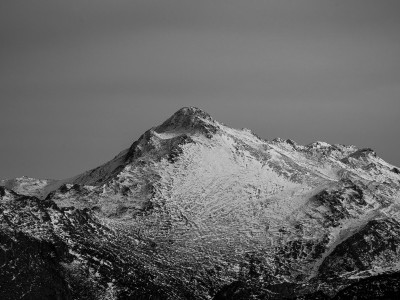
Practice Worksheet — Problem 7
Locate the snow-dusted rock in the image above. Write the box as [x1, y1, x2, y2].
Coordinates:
[1, 107, 400, 299]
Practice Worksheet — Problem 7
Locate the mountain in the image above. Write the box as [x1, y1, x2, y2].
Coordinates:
[0, 176, 58, 199]
[1, 107, 400, 299]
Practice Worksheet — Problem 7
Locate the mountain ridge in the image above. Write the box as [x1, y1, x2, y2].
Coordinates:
[1, 107, 400, 299]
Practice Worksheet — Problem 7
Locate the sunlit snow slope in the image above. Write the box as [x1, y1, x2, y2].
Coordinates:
[2, 107, 400, 299]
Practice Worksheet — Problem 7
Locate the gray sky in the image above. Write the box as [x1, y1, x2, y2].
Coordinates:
[1, 0, 399, 179]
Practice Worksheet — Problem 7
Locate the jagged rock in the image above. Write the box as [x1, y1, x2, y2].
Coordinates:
[392, 167, 400, 174]
[155, 106, 219, 138]
[1, 107, 400, 299]
[319, 218, 400, 279]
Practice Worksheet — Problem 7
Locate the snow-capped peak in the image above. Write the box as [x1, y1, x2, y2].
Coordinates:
[2, 107, 400, 299]
[154, 106, 219, 138]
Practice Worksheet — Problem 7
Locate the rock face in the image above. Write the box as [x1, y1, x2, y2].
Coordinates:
[1, 107, 400, 299]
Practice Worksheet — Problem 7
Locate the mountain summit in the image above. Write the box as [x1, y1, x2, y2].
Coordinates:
[69, 107, 218, 186]
[1, 107, 400, 299]
[154, 106, 219, 137]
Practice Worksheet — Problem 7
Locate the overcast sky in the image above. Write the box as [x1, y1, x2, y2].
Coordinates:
[1, 0, 399, 179]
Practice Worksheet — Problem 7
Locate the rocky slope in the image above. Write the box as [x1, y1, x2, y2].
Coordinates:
[0, 177, 58, 199]
[1, 107, 400, 299]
